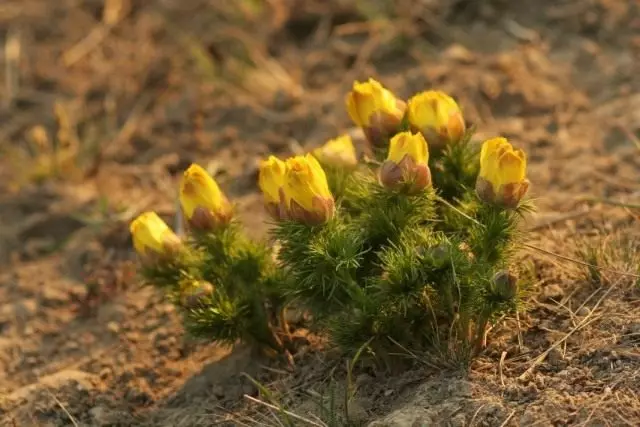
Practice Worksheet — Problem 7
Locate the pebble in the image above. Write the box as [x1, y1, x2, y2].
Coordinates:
[40, 287, 70, 306]
[89, 405, 110, 424]
[541, 284, 564, 301]
[99, 367, 112, 380]
[577, 307, 590, 316]
[212, 384, 225, 399]
[107, 321, 121, 334]
[443, 44, 475, 63]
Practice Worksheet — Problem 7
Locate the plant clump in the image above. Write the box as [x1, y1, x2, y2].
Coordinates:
[129, 78, 534, 365]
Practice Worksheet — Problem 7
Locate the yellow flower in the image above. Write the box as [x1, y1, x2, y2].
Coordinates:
[407, 91, 465, 150]
[345, 78, 406, 151]
[476, 137, 529, 208]
[179, 164, 232, 231]
[379, 131, 432, 193]
[258, 156, 287, 220]
[312, 134, 358, 168]
[283, 154, 335, 225]
[129, 211, 181, 264]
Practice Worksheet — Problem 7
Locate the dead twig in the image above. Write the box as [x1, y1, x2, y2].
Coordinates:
[499, 410, 517, 427]
[62, 0, 131, 67]
[45, 390, 79, 427]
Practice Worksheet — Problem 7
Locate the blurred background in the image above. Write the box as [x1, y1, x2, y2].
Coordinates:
[1, 1, 638, 426]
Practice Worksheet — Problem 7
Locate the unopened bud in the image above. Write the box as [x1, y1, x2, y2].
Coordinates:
[379, 131, 432, 194]
[181, 281, 215, 309]
[429, 243, 450, 269]
[179, 164, 233, 232]
[493, 270, 518, 300]
[346, 78, 406, 154]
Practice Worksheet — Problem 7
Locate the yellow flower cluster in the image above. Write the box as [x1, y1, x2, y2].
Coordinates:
[345, 78, 465, 152]
[345, 78, 529, 206]
[130, 163, 235, 261]
[130, 78, 531, 265]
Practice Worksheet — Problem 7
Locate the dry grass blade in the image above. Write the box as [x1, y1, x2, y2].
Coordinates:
[243, 395, 327, 427]
[499, 351, 507, 387]
[45, 390, 79, 427]
[526, 207, 591, 231]
[576, 196, 640, 210]
[4, 24, 20, 108]
[522, 243, 640, 279]
[499, 410, 516, 427]
[518, 280, 619, 380]
[62, 0, 131, 66]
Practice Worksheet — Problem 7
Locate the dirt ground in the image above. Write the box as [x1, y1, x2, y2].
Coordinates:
[1, 0, 639, 426]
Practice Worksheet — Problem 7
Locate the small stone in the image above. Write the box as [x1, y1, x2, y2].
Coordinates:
[355, 374, 372, 388]
[107, 321, 120, 334]
[541, 284, 564, 301]
[99, 367, 112, 380]
[384, 389, 394, 397]
[347, 398, 369, 423]
[450, 413, 467, 427]
[41, 287, 70, 307]
[161, 304, 175, 314]
[65, 341, 80, 351]
[443, 44, 475, 63]
[547, 348, 563, 365]
[212, 384, 225, 399]
[284, 307, 305, 325]
[89, 405, 110, 424]
[6, 299, 39, 321]
[242, 382, 255, 396]
[577, 307, 590, 316]
[125, 332, 141, 342]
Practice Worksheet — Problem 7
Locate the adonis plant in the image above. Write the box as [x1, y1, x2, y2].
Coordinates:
[129, 78, 533, 365]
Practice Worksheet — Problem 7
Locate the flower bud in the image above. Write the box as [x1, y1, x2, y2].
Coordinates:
[475, 137, 530, 209]
[179, 164, 233, 231]
[283, 154, 335, 225]
[258, 155, 288, 220]
[429, 243, 450, 269]
[312, 134, 358, 168]
[346, 78, 406, 152]
[129, 212, 181, 265]
[492, 270, 518, 300]
[180, 280, 215, 309]
[407, 91, 465, 151]
[379, 131, 432, 194]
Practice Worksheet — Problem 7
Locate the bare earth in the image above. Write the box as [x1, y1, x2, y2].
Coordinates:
[1, 1, 639, 426]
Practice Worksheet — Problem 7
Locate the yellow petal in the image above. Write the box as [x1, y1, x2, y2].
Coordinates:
[284, 154, 332, 212]
[408, 91, 462, 131]
[346, 78, 402, 127]
[387, 131, 429, 165]
[179, 164, 226, 219]
[313, 134, 357, 167]
[258, 155, 286, 203]
[497, 149, 526, 185]
[479, 137, 510, 183]
[129, 211, 177, 256]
